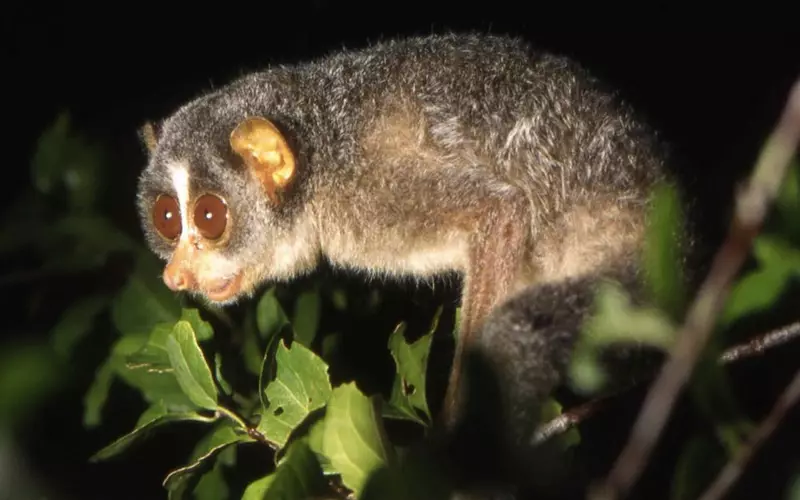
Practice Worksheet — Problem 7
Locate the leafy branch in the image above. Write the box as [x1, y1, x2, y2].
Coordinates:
[534, 320, 800, 445]
[595, 75, 800, 500]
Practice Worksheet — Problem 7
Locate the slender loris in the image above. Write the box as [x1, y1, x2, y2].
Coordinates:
[136, 32, 676, 452]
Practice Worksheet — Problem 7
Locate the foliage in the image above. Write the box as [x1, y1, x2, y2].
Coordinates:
[3, 107, 800, 500]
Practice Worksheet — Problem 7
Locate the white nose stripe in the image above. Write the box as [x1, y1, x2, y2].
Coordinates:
[167, 160, 193, 243]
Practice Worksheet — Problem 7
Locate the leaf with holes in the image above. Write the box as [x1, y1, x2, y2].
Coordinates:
[256, 339, 332, 449]
[322, 382, 394, 497]
[386, 317, 435, 425]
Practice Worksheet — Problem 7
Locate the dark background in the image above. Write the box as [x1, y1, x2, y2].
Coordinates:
[3, 6, 800, 500]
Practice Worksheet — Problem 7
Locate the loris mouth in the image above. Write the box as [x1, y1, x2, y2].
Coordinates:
[202, 273, 244, 302]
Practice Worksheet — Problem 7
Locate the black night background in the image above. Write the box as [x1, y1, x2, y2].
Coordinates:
[3, 6, 800, 500]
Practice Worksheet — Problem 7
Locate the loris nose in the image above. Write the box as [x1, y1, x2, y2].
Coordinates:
[163, 265, 195, 291]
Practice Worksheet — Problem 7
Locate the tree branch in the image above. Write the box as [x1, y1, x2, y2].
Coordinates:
[698, 365, 800, 500]
[532, 320, 800, 445]
[591, 76, 800, 500]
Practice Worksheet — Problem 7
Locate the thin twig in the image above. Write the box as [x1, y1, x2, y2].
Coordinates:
[532, 320, 800, 444]
[592, 77, 800, 500]
[533, 392, 616, 444]
[698, 366, 800, 500]
[719, 320, 800, 363]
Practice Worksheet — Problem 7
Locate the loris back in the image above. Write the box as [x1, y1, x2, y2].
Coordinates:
[137, 33, 678, 493]
[140, 33, 666, 289]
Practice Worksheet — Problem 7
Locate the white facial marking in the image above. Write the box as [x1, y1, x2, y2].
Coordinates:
[168, 161, 193, 242]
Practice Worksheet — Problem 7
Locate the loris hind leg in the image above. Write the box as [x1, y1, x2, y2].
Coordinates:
[441, 191, 529, 430]
[446, 267, 646, 493]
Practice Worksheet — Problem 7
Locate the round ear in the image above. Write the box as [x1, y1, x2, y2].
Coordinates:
[230, 116, 297, 204]
[138, 120, 162, 157]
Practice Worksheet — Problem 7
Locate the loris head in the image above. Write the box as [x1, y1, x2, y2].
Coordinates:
[136, 96, 319, 305]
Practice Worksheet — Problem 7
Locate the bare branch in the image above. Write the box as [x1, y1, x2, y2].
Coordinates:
[719, 320, 800, 363]
[591, 76, 800, 500]
[532, 320, 800, 445]
[533, 393, 615, 444]
[698, 366, 800, 500]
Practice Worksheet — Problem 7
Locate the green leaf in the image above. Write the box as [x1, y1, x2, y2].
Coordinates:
[43, 214, 136, 273]
[241, 308, 266, 377]
[111, 251, 182, 337]
[83, 357, 116, 428]
[163, 423, 253, 499]
[256, 287, 289, 340]
[30, 111, 106, 212]
[587, 282, 676, 348]
[322, 382, 394, 496]
[689, 348, 754, 455]
[753, 234, 800, 271]
[773, 159, 800, 244]
[331, 288, 348, 310]
[719, 266, 789, 328]
[321, 332, 343, 365]
[50, 295, 110, 359]
[243, 440, 326, 500]
[117, 325, 196, 411]
[788, 473, 800, 500]
[306, 417, 337, 475]
[193, 460, 229, 500]
[241, 475, 275, 499]
[292, 287, 321, 347]
[91, 402, 213, 462]
[571, 282, 676, 393]
[257, 339, 333, 448]
[670, 434, 726, 500]
[214, 353, 233, 397]
[0, 341, 62, 429]
[387, 318, 434, 425]
[84, 333, 150, 423]
[643, 182, 686, 319]
[180, 308, 214, 342]
[568, 347, 609, 395]
[360, 446, 453, 500]
[166, 321, 219, 411]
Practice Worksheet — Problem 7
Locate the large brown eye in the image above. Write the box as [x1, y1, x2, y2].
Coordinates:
[153, 194, 182, 241]
[193, 194, 228, 240]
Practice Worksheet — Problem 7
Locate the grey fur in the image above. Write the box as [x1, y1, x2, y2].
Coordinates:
[137, 32, 685, 497]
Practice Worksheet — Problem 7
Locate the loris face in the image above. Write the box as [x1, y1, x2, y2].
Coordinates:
[136, 108, 318, 305]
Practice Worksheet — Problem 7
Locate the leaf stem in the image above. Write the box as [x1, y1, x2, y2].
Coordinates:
[216, 405, 279, 450]
[216, 405, 249, 430]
